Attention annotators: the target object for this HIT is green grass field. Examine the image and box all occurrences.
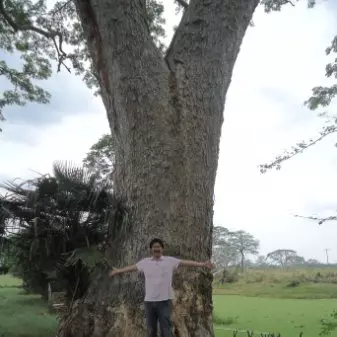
[0,275,57,337]
[0,270,336,337]
[213,267,337,336]
[213,295,337,337]
[213,282,337,299]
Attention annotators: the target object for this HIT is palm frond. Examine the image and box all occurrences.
[0,160,122,302]
[64,246,103,271]
[53,161,92,191]
[53,160,109,212]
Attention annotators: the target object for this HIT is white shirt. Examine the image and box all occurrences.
[136,256,180,302]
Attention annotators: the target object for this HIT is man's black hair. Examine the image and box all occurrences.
[150,238,164,249]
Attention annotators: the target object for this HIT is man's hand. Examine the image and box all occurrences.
[202,261,214,270]
[108,268,120,277]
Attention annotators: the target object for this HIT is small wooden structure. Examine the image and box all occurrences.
[48,282,67,314]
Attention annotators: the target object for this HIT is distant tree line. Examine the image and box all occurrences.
[212,226,333,273]
[212,226,259,272]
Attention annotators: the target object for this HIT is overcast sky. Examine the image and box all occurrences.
[1,1,337,262]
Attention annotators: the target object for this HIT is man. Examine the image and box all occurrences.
[109,238,213,337]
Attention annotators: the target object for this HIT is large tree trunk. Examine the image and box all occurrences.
[57,1,258,336]
[240,251,245,273]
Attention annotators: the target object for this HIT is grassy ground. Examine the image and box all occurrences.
[213,267,337,336]
[214,267,337,299]
[213,295,337,337]
[0,275,57,337]
[240,267,337,285]
[213,282,337,299]
[0,269,336,337]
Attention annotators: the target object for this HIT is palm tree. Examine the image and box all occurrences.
[0,162,127,302]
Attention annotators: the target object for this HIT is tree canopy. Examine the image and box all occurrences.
[230,230,259,271]
[0,0,167,129]
[266,249,302,268]
[83,133,115,183]
[1,0,332,131]
[212,226,259,271]
[212,226,240,269]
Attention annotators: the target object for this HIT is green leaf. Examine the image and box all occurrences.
[64,246,103,271]
[0,0,167,129]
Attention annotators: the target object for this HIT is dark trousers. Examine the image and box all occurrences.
[144,300,172,337]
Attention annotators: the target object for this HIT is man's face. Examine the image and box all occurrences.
[151,242,163,258]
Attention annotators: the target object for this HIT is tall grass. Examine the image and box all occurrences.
[241,267,337,285]
[213,267,337,299]
[214,267,337,285]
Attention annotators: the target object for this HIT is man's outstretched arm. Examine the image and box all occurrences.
[109,264,137,277]
[180,260,214,269]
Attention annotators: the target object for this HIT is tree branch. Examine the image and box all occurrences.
[51,0,73,16]
[294,214,337,225]
[0,0,69,72]
[261,0,297,12]
[165,0,259,80]
[0,0,55,38]
[75,0,168,86]
[176,0,188,9]
[259,124,337,173]
[74,0,169,136]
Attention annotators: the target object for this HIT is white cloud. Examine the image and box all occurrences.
[1,1,337,262]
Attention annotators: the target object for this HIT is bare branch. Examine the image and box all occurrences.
[52,34,70,72]
[294,214,337,225]
[259,124,337,173]
[176,0,188,9]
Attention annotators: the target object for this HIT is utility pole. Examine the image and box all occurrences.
[324,249,330,265]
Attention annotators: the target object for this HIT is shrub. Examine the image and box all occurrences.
[0,162,128,304]
[286,280,300,288]
[213,314,237,326]
[220,268,239,284]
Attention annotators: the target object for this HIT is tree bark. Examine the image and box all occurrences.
[57,1,259,336]
[240,251,245,273]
